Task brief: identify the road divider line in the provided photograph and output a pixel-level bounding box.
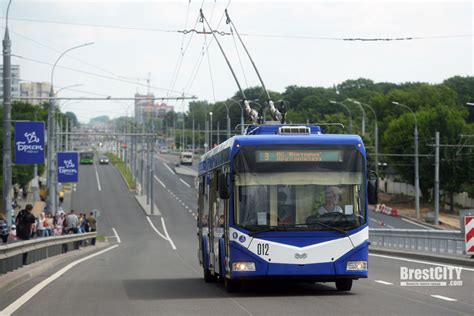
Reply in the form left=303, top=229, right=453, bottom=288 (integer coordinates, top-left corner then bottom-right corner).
left=161, top=217, right=177, bottom=250
left=369, top=218, right=394, bottom=229
left=112, top=228, right=121, bottom=244
left=401, top=217, right=434, bottom=230
left=369, top=253, right=474, bottom=272
left=374, top=280, right=393, bottom=285
left=94, top=164, right=102, bottom=191
left=155, top=155, right=170, bottom=163
left=179, top=178, right=191, bottom=188
left=146, top=216, right=168, bottom=241
left=163, top=162, right=176, bottom=175
left=430, top=295, right=457, bottom=302
left=1, top=244, right=119, bottom=316
left=154, top=175, right=166, bottom=188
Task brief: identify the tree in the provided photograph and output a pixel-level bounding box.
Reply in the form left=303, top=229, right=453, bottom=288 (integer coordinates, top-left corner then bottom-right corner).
left=383, top=104, right=473, bottom=211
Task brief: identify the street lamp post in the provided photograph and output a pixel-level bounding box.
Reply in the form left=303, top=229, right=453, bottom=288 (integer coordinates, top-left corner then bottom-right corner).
left=228, top=99, right=244, bottom=134
left=48, top=42, right=93, bottom=214
left=348, top=99, right=378, bottom=174
left=3, top=0, right=13, bottom=225
left=345, top=99, right=366, bottom=136
left=223, top=104, right=231, bottom=139
left=209, top=112, right=213, bottom=147
left=392, top=101, right=420, bottom=219
left=329, top=101, right=352, bottom=133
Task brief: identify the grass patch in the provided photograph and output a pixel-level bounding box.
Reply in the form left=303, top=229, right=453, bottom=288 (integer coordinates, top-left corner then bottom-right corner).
left=105, top=153, right=136, bottom=190
left=96, top=235, right=106, bottom=242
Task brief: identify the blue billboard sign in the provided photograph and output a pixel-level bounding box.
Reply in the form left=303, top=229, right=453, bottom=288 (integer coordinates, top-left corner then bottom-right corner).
left=14, top=121, right=45, bottom=164
left=57, top=152, right=79, bottom=183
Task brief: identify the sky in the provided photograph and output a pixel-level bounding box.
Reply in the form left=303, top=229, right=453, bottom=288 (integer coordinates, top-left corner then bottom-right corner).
left=2, top=0, right=473, bottom=123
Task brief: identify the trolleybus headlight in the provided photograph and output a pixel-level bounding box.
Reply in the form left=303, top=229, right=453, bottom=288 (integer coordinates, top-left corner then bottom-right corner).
left=346, top=261, right=367, bottom=271
left=232, top=262, right=256, bottom=272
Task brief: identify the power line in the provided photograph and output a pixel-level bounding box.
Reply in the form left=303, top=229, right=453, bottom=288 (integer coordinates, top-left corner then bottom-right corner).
left=3, top=16, right=471, bottom=42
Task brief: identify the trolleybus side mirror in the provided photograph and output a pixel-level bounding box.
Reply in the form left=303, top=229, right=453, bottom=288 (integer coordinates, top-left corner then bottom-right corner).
left=218, top=173, right=230, bottom=199
left=368, top=170, right=378, bottom=205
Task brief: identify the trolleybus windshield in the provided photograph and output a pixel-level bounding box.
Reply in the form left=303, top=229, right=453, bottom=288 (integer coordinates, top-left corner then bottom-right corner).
left=234, top=145, right=366, bottom=232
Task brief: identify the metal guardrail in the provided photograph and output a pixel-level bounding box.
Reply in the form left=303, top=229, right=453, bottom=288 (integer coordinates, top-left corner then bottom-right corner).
left=369, top=229, right=466, bottom=256
left=0, top=232, right=97, bottom=275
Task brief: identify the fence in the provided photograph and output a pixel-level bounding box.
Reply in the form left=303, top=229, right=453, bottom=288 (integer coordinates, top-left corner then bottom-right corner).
left=0, top=232, right=97, bottom=275
left=369, top=229, right=465, bottom=256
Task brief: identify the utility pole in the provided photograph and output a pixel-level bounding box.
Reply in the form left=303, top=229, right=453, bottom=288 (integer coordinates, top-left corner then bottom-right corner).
left=192, top=112, right=195, bottom=154
left=414, top=124, right=420, bottom=219
left=434, top=131, right=440, bottom=226
left=47, top=89, right=57, bottom=215
left=2, top=0, right=13, bottom=225
left=217, top=121, right=220, bottom=144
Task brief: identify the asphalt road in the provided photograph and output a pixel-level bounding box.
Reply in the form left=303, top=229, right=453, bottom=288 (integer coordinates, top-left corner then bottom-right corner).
left=1, top=157, right=473, bottom=316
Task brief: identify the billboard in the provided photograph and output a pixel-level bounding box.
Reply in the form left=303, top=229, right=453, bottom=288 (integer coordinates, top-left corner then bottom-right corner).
left=14, top=121, right=45, bottom=164
left=57, top=152, right=79, bottom=183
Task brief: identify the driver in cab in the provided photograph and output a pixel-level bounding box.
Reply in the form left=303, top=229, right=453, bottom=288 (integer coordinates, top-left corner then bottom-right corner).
left=317, top=186, right=343, bottom=215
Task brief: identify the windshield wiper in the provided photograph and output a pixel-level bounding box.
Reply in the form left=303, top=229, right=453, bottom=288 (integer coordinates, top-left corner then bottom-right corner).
left=304, top=221, right=347, bottom=234
left=248, top=226, right=282, bottom=236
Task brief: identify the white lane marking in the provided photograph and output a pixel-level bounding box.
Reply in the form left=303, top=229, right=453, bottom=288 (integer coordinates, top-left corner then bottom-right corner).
left=401, top=217, right=434, bottom=230
left=1, top=244, right=119, bottom=316
left=370, top=254, right=474, bottom=272
left=154, top=175, right=166, bottom=188
left=112, top=227, right=121, bottom=244
left=179, top=178, right=191, bottom=188
left=146, top=216, right=169, bottom=241
left=94, top=164, right=102, bottom=191
left=374, top=280, right=393, bottom=285
left=370, top=218, right=394, bottom=229
left=155, top=155, right=170, bottom=163
left=161, top=217, right=177, bottom=250
left=163, top=162, right=176, bottom=175
left=430, top=295, right=457, bottom=302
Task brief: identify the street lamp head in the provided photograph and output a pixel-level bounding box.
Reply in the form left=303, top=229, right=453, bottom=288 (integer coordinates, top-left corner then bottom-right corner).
left=329, top=100, right=337, bottom=104
left=466, top=102, right=474, bottom=106
left=391, top=101, right=400, bottom=105
left=209, top=112, right=213, bottom=116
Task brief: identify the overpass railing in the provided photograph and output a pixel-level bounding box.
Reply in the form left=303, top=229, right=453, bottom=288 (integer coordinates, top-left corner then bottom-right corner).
left=369, top=229, right=465, bottom=256
left=0, top=232, right=97, bottom=275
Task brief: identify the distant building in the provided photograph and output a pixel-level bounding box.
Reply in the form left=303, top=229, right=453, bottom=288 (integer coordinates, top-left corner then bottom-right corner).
left=0, top=64, right=21, bottom=99
left=134, top=93, right=175, bottom=123
left=20, top=82, right=51, bottom=105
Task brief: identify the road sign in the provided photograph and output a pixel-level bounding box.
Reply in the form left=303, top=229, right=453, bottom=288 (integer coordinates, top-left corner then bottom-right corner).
left=57, top=152, right=79, bottom=183
left=14, top=121, right=45, bottom=164
left=465, top=215, right=474, bottom=255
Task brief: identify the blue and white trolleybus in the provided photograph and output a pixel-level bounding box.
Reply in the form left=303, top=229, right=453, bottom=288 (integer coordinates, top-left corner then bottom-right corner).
left=197, top=124, right=378, bottom=292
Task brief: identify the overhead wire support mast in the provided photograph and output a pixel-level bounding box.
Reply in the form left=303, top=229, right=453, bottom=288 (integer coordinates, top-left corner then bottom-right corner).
left=199, top=9, right=259, bottom=124
left=225, top=9, right=283, bottom=123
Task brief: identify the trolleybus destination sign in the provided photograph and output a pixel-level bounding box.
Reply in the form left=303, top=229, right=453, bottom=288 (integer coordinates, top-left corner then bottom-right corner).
left=256, top=150, right=343, bottom=162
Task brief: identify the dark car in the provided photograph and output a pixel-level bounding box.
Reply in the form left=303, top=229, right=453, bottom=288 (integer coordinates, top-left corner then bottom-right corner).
left=99, top=156, right=109, bottom=164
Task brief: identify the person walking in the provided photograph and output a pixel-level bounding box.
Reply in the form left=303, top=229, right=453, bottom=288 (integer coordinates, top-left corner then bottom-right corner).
left=86, top=211, right=97, bottom=245
left=15, top=204, right=36, bottom=240
left=65, top=210, right=79, bottom=234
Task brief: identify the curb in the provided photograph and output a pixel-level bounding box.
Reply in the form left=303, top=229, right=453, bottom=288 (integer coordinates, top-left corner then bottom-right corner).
left=399, top=215, right=446, bottom=230
left=134, top=195, right=161, bottom=217
left=369, top=247, right=474, bottom=267
left=0, top=241, right=110, bottom=294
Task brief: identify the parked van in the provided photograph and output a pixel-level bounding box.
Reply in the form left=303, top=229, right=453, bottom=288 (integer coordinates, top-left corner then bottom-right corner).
left=180, top=151, right=193, bottom=165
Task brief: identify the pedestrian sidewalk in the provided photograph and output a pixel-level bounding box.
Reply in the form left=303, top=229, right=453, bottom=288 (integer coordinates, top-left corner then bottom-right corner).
left=14, top=184, right=73, bottom=218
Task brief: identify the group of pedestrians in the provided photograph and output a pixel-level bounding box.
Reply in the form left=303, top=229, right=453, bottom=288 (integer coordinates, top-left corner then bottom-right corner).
left=0, top=204, right=97, bottom=244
